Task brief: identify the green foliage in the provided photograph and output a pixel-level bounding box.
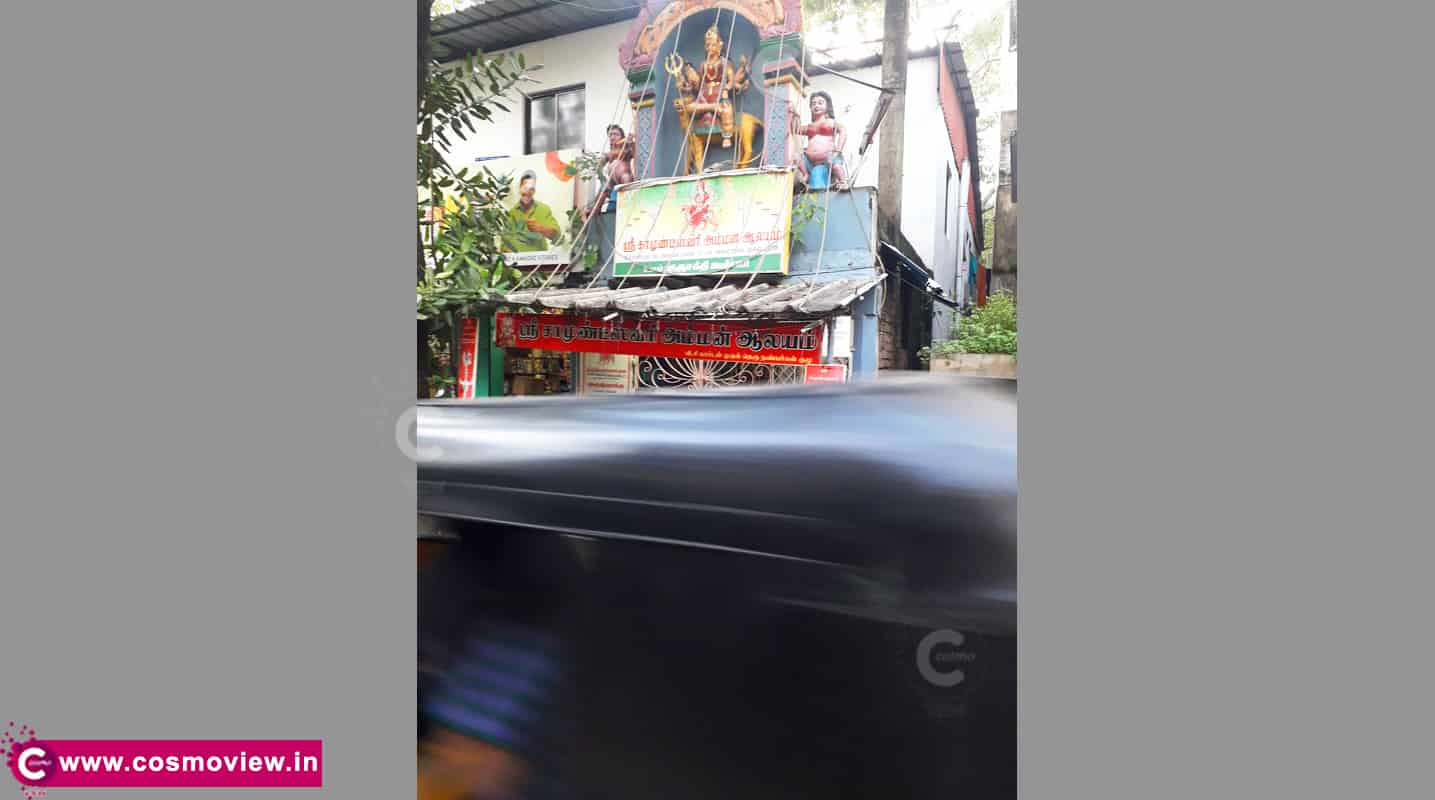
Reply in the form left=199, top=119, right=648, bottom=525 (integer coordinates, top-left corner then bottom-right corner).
left=958, top=7, right=1006, bottom=198
left=427, top=373, right=458, bottom=396
left=580, top=244, right=600, bottom=271
left=418, top=200, right=524, bottom=322
left=567, top=150, right=608, bottom=182
left=920, top=289, right=1017, bottom=362
left=417, top=50, right=538, bottom=322
left=423, top=333, right=456, bottom=396
left=789, top=193, right=824, bottom=251
left=802, top=0, right=882, bottom=33
left=497, top=206, right=547, bottom=253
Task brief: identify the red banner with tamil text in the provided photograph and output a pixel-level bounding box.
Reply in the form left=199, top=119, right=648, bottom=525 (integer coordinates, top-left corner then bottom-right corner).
left=804, top=364, right=848, bottom=383
left=495, top=312, right=824, bottom=366
left=456, top=318, right=478, bottom=399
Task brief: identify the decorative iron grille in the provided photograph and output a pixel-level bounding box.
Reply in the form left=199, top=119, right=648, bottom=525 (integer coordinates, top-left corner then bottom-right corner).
left=636, top=357, right=804, bottom=390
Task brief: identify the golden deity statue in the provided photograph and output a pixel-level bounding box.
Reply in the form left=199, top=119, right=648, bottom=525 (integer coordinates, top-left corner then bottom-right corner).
left=663, top=23, right=760, bottom=173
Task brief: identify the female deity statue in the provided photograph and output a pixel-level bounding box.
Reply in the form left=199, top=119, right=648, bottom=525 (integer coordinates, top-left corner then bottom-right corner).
left=586, top=124, right=635, bottom=217
left=692, top=24, right=750, bottom=145
left=602, top=124, right=635, bottom=187
left=796, top=90, right=848, bottom=189
left=680, top=178, right=714, bottom=229
left=663, top=22, right=755, bottom=170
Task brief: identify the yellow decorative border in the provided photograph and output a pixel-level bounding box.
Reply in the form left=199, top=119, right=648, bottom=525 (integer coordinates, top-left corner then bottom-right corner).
left=762, top=75, right=806, bottom=94
left=633, top=0, right=787, bottom=60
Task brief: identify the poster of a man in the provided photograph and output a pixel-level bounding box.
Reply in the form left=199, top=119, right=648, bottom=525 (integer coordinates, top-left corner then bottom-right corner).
left=488, top=149, right=582, bottom=266
left=505, top=170, right=561, bottom=252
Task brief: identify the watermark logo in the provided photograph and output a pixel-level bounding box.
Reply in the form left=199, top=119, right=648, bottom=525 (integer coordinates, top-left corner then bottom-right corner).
left=904, top=629, right=982, bottom=722
left=14, top=746, right=53, bottom=783
left=4, top=724, right=321, bottom=795
left=916, top=628, right=974, bottom=688
left=4, top=724, right=50, bottom=799
left=395, top=406, right=442, bottom=462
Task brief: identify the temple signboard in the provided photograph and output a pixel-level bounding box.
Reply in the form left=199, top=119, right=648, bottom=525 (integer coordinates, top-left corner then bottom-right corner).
left=496, top=312, right=823, bottom=365
left=613, top=168, right=794, bottom=277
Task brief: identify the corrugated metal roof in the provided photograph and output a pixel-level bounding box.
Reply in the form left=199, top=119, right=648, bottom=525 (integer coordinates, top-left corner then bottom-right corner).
left=431, top=0, right=643, bottom=62
left=504, top=275, right=882, bottom=318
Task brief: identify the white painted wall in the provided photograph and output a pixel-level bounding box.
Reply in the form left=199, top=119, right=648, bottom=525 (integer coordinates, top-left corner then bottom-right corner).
left=808, top=57, right=965, bottom=336
left=806, top=56, right=947, bottom=271
left=931, top=139, right=964, bottom=340
left=440, top=21, right=635, bottom=165
left=1000, top=0, right=1018, bottom=113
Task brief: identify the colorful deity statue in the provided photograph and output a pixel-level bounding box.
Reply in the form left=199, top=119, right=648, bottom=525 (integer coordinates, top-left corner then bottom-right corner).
left=603, top=123, right=636, bottom=187
left=585, top=124, right=636, bottom=217
left=696, top=25, right=741, bottom=134
left=664, top=24, right=761, bottom=173
left=667, top=25, right=751, bottom=146
left=795, top=90, right=847, bottom=189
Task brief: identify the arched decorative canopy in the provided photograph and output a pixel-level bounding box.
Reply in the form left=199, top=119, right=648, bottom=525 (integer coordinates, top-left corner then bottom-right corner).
left=618, top=0, right=803, bottom=71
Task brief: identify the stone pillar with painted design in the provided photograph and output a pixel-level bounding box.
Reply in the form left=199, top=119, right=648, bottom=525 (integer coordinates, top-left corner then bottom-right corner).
left=757, top=33, right=806, bottom=172
left=626, top=66, right=661, bottom=180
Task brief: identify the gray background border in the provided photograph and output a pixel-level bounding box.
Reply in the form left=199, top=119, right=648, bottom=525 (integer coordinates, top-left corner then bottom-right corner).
left=1, top=2, right=414, bottom=798
left=1024, top=0, right=1428, bottom=796
left=2, top=0, right=1430, bottom=797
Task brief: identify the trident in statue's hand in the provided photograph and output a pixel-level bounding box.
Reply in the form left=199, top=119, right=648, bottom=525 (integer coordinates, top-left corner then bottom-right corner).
left=663, top=52, right=686, bottom=86
left=664, top=52, right=696, bottom=112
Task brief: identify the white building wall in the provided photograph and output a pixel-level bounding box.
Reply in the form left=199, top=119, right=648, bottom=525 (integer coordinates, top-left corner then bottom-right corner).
left=1000, top=0, right=1018, bottom=113
left=439, top=21, right=634, bottom=165
left=806, top=56, right=945, bottom=273
left=810, top=57, right=964, bottom=336
left=931, top=142, right=963, bottom=340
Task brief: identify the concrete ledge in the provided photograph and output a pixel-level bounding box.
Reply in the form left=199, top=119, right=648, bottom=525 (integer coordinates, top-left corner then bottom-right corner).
left=930, top=354, right=1016, bottom=379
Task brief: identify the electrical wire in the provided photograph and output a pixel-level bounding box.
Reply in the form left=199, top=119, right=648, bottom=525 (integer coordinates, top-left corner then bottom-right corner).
left=579, top=11, right=692, bottom=292
left=707, top=28, right=787, bottom=303
left=613, top=6, right=742, bottom=293
left=524, top=10, right=689, bottom=300
left=508, top=55, right=635, bottom=298
left=643, top=5, right=744, bottom=298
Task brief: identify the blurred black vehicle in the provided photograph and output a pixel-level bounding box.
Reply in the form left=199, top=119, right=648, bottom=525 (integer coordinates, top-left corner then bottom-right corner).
left=417, top=376, right=1016, bottom=799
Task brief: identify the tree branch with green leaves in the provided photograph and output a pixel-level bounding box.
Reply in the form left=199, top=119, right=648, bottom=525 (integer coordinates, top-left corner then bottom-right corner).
left=417, top=51, right=539, bottom=326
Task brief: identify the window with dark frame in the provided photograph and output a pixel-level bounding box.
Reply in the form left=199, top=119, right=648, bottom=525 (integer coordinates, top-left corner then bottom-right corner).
left=525, top=85, right=585, bottom=154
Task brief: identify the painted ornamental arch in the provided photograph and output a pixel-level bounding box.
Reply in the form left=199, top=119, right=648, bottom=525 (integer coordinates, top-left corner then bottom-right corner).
left=618, top=0, right=809, bottom=180
left=618, top=0, right=803, bottom=71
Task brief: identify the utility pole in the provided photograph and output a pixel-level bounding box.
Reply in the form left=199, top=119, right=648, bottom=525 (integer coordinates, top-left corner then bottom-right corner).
left=877, top=0, right=909, bottom=370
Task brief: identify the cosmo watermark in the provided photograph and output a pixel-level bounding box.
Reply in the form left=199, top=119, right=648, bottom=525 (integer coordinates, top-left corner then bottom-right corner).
left=5, top=723, right=322, bottom=794
left=905, top=628, right=982, bottom=722
left=395, top=406, right=442, bottom=462
left=916, top=628, right=976, bottom=688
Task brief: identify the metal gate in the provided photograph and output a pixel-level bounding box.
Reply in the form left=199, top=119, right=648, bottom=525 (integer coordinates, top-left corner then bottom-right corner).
left=635, top=357, right=804, bottom=390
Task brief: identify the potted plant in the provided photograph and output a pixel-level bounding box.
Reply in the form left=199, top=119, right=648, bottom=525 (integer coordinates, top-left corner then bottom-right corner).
left=919, top=290, right=1017, bottom=378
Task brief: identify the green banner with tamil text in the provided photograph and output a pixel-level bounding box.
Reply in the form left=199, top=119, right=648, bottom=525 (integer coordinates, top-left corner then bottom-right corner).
left=613, top=168, right=794, bottom=277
